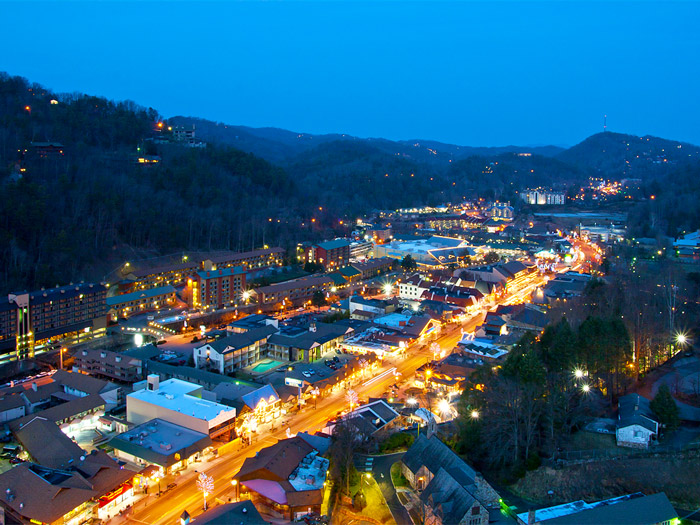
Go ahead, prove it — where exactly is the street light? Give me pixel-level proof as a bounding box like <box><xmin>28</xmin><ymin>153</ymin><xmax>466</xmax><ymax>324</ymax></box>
<box><xmin>582</xmin><ymin>384</ymin><xmax>591</xmax><ymax>393</ymax></box>
<box><xmin>231</xmin><ymin>478</ymin><xmax>238</xmax><ymax>502</ymax></box>
<box><xmin>573</xmin><ymin>369</ymin><xmax>584</xmax><ymax>379</ymax></box>
<box><xmin>470</xmin><ymin>409</ymin><xmax>479</xmax><ymax>419</ymax></box>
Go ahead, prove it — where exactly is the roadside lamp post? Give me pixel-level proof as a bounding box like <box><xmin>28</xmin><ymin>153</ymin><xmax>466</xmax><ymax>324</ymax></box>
<box><xmin>231</xmin><ymin>478</ymin><xmax>238</xmax><ymax>502</ymax></box>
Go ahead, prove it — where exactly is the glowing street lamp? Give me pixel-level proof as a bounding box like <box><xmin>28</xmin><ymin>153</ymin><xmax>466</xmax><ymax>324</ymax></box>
<box><xmin>582</xmin><ymin>384</ymin><xmax>591</xmax><ymax>393</ymax></box>
<box><xmin>231</xmin><ymin>478</ymin><xmax>239</xmax><ymax>502</ymax></box>
<box><xmin>573</xmin><ymin>369</ymin><xmax>584</xmax><ymax>379</ymax></box>
<box><xmin>470</xmin><ymin>410</ymin><xmax>479</xmax><ymax>419</ymax></box>
<box><xmin>383</xmin><ymin>283</ymin><xmax>393</xmax><ymax>295</ymax></box>
<box><xmin>438</xmin><ymin>399</ymin><xmax>452</xmax><ymax>419</ymax></box>
<box><xmin>676</xmin><ymin>333</ymin><xmax>688</xmax><ymax>346</ymax></box>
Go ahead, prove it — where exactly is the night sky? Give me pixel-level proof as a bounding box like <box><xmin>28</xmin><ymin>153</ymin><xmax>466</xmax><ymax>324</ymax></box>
<box><xmin>2</xmin><ymin>1</ymin><xmax>699</xmax><ymax>147</ymax></box>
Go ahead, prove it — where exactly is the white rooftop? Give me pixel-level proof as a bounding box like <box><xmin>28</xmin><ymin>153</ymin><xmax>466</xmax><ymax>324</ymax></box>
<box><xmin>373</xmin><ymin>313</ymin><xmax>413</xmax><ymax>329</ymax></box>
<box><xmin>128</xmin><ymin>378</ymin><xmax>236</xmax><ymax>422</ymax></box>
<box><xmin>288</xmin><ymin>450</ymin><xmax>329</xmax><ymax>492</ymax></box>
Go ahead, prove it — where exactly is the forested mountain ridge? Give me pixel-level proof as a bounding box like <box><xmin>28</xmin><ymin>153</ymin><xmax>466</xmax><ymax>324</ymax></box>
<box><xmin>2</xmin><ymin>72</ymin><xmax>700</xmax><ymax>293</ymax></box>
<box><xmin>556</xmin><ymin>131</ymin><xmax>700</xmax><ymax>179</ymax></box>
<box><xmin>169</xmin><ymin>115</ymin><xmax>566</xmax><ymax>166</ymax></box>
<box><xmin>0</xmin><ymin>73</ymin><xmax>299</xmax><ymax>292</ymax></box>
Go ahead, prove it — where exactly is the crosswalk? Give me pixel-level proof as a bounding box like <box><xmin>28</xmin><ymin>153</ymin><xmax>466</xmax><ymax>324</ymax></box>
<box><xmin>354</xmin><ymin>455</ymin><xmax>374</xmax><ymax>472</ymax></box>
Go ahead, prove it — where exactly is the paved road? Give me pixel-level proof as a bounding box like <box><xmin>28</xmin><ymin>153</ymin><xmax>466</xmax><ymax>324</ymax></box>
<box><xmin>365</xmin><ymin>452</ymin><xmax>411</xmax><ymax>525</ymax></box>
<box><xmin>120</xmin><ymin>269</ymin><xmax>558</xmax><ymax>524</ymax></box>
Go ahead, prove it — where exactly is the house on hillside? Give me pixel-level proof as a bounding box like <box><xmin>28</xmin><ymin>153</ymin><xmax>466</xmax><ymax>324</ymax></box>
<box><xmin>616</xmin><ymin>394</ymin><xmax>659</xmax><ymax>449</ymax></box>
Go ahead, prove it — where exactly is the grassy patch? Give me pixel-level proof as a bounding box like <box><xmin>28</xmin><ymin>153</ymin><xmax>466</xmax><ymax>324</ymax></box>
<box><xmin>390</xmin><ymin>462</ymin><xmax>408</xmax><ymax>488</ymax></box>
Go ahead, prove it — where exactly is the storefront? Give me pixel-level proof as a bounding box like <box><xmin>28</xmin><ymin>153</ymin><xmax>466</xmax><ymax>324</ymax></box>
<box><xmin>97</xmin><ymin>481</ymin><xmax>134</xmax><ymax>521</ymax></box>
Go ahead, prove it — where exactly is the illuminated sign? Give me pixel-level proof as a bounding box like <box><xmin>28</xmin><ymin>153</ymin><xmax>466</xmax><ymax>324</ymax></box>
<box><xmin>98</xmin><ymin>482</ymin><xmax>132</xmax><ymax>508</ymax></box>
<box><xmin>285</xmin><ymin>377</ymin><xmax>304</xmax><ymax>388</ymax></box>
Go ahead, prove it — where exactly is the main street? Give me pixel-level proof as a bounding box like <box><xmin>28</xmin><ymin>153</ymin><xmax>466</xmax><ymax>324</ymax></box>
<box><xmin>123</xmin><ymin>268</ymin><xmax>558</xmax><ymax>524</ymax></box>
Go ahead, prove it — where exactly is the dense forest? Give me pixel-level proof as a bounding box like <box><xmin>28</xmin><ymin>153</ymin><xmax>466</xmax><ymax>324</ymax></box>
<box><xmin>2</xmin><ymin>72</ymin><xmax>700</xmax><ymax>293</ymax></box>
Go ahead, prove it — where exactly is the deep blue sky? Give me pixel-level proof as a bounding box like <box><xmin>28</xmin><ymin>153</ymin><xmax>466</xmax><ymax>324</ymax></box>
<box><xmin>2</xmin><ymin>1</ymin><xmax>699</xmax><ymax>147</ymax></box>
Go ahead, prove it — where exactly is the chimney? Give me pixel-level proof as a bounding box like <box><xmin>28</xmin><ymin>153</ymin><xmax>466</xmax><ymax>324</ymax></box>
<box><xmin>31</xmin><ymin>382</ymin><xmax>38</xmax><ymax>392</ymax></box>
<box><xmin>147</xmin><ymin>374</ymin><xmax>160</xmax><ymax>391</ymax></box>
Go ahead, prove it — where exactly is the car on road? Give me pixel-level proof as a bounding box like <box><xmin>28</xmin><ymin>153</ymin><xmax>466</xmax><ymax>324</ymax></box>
<box><xmin>147</xmin><ymin>315</ymin><xmax>155</xmax><ymax>321</ymax></box>
<box><xmin>302</xmin><ymin>371</ymin><xmax>312</xmax><ymax>378</ymax></box>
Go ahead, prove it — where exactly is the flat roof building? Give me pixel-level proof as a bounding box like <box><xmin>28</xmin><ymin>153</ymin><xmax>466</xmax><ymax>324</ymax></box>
<box><xmin>127</xmin><ymin>376</ymin><xmax>236</xmax><ymax>439</ymax></box>
<box><xmin>110</xmin><ymin>418</ymin><xmax>213</xmax><ymax>473</ymax></box>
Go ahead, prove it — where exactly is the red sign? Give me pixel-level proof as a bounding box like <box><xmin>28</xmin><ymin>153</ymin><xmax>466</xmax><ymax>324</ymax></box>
<box><xmin>98</xmin><ymin>482</ymin><xmax>132</xmax><ymax>508</ymax></box>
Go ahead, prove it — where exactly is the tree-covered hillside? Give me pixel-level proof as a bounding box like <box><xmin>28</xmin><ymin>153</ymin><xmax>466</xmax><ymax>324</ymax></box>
<box><xmin>0</xmin><ymin>73</ymin><xmax>299</xmax><ymax>292</ymax></box>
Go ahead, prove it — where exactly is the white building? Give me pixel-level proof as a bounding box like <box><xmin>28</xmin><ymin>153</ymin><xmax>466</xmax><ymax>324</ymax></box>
<box><xmin>520</xmin><ymin>190</ymin><xmax>566</xmax><ymax>205</ymax></box>
<box><xmin>399</xmin><ymin>274</ymin><xmax>434</xmax><ymax>302</ymax></box>
<box><xmin>615</xmin><ymin>394</ymin><xmax>658</xmax><ymax>449</ymax></box>
<box><xmin>127</xmin><ymin>376</ymin><xmax>236</xmax><ymax>438</ymax></box>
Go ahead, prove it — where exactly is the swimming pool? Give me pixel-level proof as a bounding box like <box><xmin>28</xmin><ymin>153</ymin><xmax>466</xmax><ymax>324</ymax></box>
<box><xmin>251</xmin><ymin>359</ymin><xmax>284</xmax><ymax>373</ymax></box>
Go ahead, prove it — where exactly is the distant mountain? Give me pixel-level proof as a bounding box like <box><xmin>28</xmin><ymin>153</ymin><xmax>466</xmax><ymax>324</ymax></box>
<box><xmin>557</xmin><ymin>131</ymin><xmax>700</xmax><ymax>179</ymax></box>
<box><xmin>169</xmin><ymin>116</ymin><xmax>565</xmax><ymax>167</ymax></box>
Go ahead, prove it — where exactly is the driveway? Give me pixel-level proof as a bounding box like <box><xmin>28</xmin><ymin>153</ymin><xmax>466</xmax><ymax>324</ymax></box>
<box><xmin>355</xmin><ymin>452</ymin><xmax>411</xmax><ymax>525</ymax></box>
<box><xmin>650</xmin><ymin>356</ymin><xmax>700</xmax><ymax>422</ymax></box>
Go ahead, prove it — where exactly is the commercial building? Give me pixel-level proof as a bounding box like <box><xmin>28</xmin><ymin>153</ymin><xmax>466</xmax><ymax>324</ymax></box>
<box><xmin>127</xmin><ymin>376</ymin><xmax>236</xmax><ymax>439</ymax></box>
<box><xmin>267</xmin><ymin>322</ymin><xmax>352</xmax><ymax>363</ymax></box>
<box><xmin>485</xmin><ymin>201</ymin><xmax>515</xmax><ymax>219</ymax></box>
<box><xmin>126</xmin><ymin>261</ymin><xmax>199</xmax><ymax>289</ymax></box>
<box><xmin>234</xmin><ymin>435</ymin><xmax>330</xmax><ymax>521</ymax></box>
<box><xmin>520</xmin><ymin>189</ymin><xmax>566</xmax><ymax>205</ymax></box>
<box><xmin>374</xmin><ymin>235</ymin><xmax>477</xmax><ymax>268</ymax></box>
<box><xmin>106</xmin><ymin>285</ymin><xmax>176</xmax><ymax>319</ymax></box>
<box><xmin>111</xmin><ymin>418</ymin><xmax>213</xmax><ymax>473</ymax></box>
<box><xmin>0</xmin><ymin>282</ymin><xmax>107</xmax><ymax>362</ymax></box>
<box><xmin>201</xmin><ymin>247</ymin><xmax>284</xmax><ymax>272</ymax></box>
<box><xmin>191</xmin><ymin>501</ymin><xmax>268</xmax><ymax>525</ymax></box>
<box><xmin>350</xmin><ymin>257</ymin><xmax>395</xmax><ymax>279</ymax></box>
<box><xmin>0</xmin><ymin>453</ymin><xmax>135</xmax><ymax>524</ymax></box>
<box><xmin>73</xmin><ymin>344</ymin><xmax>161</xmax><ymax>383</ymax></box>
<box><xmin>516</xmin><ymin>492</ymin><xmax>677</xmax><ymax>525</ymax></box>
<box><xmin>349</xmin><ymin>240</ymin><xmax>374</xmax><ymax>260</ymax></box>
<box><xmin>194</xmin><ymin>325</ymin><xmax>277</xmax><ymax>373</ymax></box>
<box><xmin>254</xmin><ymin>276</ymin><xmax>333</xmax><ymax>307</ymax></box>
<box><xmin>191</xmin><ymin>266</ymin><xmax>247</xmax><ymax>310</ymax></box>
<box><xmin>303</xmin><ymin>239</ymin><xmax>351</xmax><ymax>269</ymax></box>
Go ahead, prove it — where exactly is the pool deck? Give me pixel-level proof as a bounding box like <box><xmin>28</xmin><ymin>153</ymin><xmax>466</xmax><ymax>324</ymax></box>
<box><xmin>245</xmin><ymin>359</ymin><xmax>286</xmax><ymax>376</ymax></box>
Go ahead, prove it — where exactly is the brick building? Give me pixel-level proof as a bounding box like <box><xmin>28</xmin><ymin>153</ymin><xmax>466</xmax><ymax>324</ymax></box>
<box><xmin>191</xmin><ymin>267</ymin><xmax>247</xmax><ymax>310</ymax></box>
<box><xmin>304</xmin><ymin>239</ymin><xmax>351</xmax><ymax>269</ymax></box>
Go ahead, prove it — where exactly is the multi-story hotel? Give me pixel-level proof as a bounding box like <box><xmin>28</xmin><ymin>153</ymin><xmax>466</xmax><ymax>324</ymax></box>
<box><xmin>0</xmin><ymin>282</ymin><xmax>107</xmax><ymax>363</ymax></box>
<box><xmin>191</xmin><ymin>267</ymin><xmax>247</xmax><ymax>310</ymax></box>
